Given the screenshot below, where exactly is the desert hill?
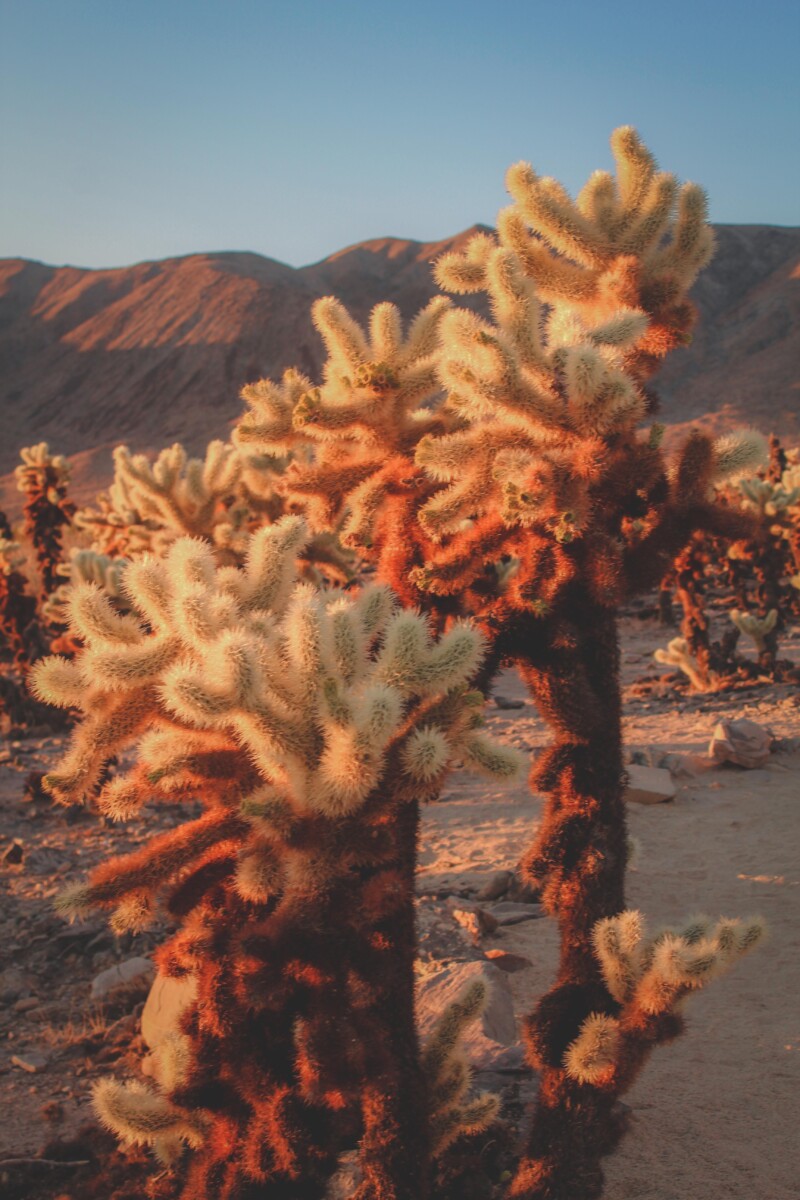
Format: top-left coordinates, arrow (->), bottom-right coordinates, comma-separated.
0,222 -> 797,508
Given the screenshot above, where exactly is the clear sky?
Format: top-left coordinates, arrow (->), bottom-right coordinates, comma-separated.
1,0 -> 798,270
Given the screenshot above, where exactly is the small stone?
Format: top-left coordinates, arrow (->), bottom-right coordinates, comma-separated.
484,949 -> 533,973
13,996 -> 40,1013
449,906 -> 498,944
487,901 -> 544,926
624,764 -> 677,805
476,870 -> 513,902
709,718 -> 772,769
141,973 -> 198,1049
11,1051 -> 47,1073
2,840 -> 24,866
90,956 -> 155,1000
494,694 -> 525,710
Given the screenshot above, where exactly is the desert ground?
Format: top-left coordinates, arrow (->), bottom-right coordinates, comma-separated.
1,611 -> 798,1200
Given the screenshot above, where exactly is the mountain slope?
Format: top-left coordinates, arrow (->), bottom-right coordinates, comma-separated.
0,222 -> 797,507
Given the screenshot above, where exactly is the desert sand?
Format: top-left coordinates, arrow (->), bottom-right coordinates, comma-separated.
1,614 -> 798,1198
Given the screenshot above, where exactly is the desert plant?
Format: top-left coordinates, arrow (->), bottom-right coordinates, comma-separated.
33,515 -> 520,1199
15,442 -> 76,601
234,127 -> 768,1200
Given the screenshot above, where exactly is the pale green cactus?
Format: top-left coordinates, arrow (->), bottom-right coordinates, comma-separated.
739,476 -> 800,517
41,548 -> 130,628
422,979 -> 500,1156
730,607 -> 778,653
654,636 -> 714,691
563,911 -> 765,1085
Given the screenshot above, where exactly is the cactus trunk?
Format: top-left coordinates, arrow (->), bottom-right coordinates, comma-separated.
511,597 -> 628,1199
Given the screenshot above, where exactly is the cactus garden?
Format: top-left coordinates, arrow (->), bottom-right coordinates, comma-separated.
1,127 -> 798,1200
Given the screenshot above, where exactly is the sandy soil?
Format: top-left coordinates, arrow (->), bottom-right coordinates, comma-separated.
1,613 -> 798,1198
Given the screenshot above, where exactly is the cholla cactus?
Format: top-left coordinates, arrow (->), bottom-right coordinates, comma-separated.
33,515 -> 520,1198
739,476 -> 800,517
730,607 -> 778,654
0,535 -> 38,669
42,548 -> 129,624
563,912 -> 763,1086
235,302 -> 455,606
14,442 -> 75,601
512,912 -> 764,1199
408,133 -> 766,1200
490,125 -> 715,383
422,980 -> 499,1158
75,440 -> 243,558
654,636 -> 715,692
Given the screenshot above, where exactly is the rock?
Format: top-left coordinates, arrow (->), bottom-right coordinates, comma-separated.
0,966 -> 26,1003
448,904 -> 498,944
486,901 -> 545,926
506,871 -> 542,904
90,956 -> 155,1000
493,694 -> 525,710
484,949 -> 533,973
11,1051 -> 48,1073
2,839 -> 24,865
709,718 -> 772,768
658,752 -> 697,779
476,870 -> 513,902
141,973 -> 198,1050
416,960 -> 523,1070
624,764 -> 677,805
13,995 -> 39,1013
327,1151 -> 361,1199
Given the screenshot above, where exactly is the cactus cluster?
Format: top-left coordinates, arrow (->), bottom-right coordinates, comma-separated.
26,127 -> 778,1200
656,435 -> 800,687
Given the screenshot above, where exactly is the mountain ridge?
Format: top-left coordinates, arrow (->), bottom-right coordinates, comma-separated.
1,222 -> 797,510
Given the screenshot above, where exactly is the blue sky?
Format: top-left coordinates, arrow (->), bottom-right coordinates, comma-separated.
1,0 -> 798,269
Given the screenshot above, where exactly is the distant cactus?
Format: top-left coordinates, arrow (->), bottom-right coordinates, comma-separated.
34,516 -> 520,1198
654,635 -> 715,692
75,440 -> 243,558
730,607 -> 778,654
0,534 -> 38,670
15,442 -> 75,602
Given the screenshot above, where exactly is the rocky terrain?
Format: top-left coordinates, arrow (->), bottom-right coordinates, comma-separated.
1,222 -> 798,512
1,611 -> 799,1200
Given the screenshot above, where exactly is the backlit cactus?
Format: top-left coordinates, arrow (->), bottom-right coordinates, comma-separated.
408,131 -> 766,1200
15,442 -> 76,601
235,301 -> 455,606
33,515 -> 520,1198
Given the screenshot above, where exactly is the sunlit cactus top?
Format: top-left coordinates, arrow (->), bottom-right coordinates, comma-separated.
484,126 -> 715,379
31,516 -> 520,920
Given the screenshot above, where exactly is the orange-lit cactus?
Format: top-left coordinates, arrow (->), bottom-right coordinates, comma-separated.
33,516 -> 520,1198
15,442 -> 76,602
